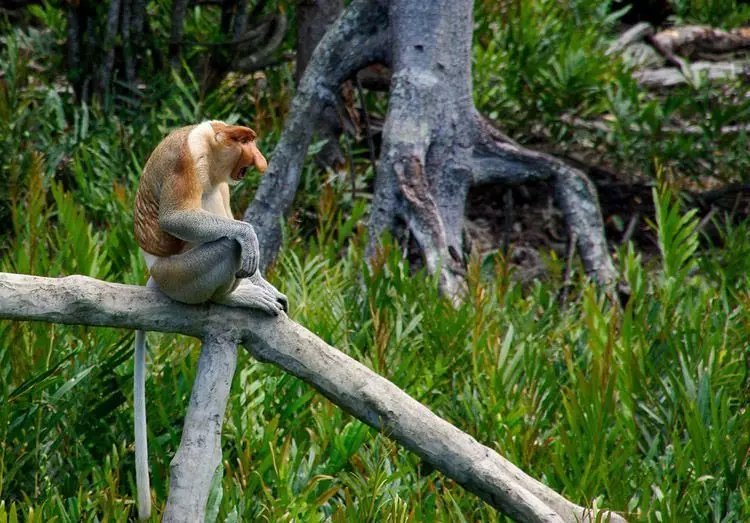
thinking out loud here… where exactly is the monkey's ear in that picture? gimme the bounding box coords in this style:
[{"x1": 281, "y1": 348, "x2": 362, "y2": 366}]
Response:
[
  {"x1": 213, "y1": 131, "x2": 232, "y2": 147},
  {"x1": 210, "y1": 121, "x2": 231, "y2": 145}
]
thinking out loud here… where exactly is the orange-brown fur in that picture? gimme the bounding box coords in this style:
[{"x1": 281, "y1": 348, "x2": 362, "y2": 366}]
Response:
[{"x1": 134, "y1": 122, "x2": 266, "y2": 257}]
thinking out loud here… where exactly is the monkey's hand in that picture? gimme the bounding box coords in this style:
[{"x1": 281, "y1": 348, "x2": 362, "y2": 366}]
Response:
[
  {"x1": 233, "y1": 222, "x2": 260, "y2": 279},
  {"x1": 217, "y1": 279, "x2": 284, "y2": 316},
  {"x1": 250, "y1": 272, "x2": 289, "y2": 313}
]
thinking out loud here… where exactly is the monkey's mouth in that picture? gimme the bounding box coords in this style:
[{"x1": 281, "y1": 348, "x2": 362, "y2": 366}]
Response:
[{"x1": 232, "y1": 166, "x2": 249, "y2": 181}]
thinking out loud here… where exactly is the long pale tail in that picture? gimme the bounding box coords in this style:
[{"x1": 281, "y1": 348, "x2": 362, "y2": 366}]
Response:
[{"x1": 134, "y1": 329, "x2": 151, "y2": 520}]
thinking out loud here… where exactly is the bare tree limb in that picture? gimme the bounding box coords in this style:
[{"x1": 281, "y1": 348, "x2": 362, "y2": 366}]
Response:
[
  {"x1": 606, "y1": 22, "x2": 654, "y2": 55},
  {"x1": 652, "y1": 25, "x2": 750, "y2": 59},
  {"x1": 163, "y1": 331, "x2": 238, "y2": 522},
  {"x1": 0, "y1": 272, "x2": 628, "y2": 523},
  {"x1": 65, "y1": 4, "x2": 83, "y2": 100},
  {"x1": 244, "y1": 0, "x2": 391, "y2": 270},
  {"x1": 561, "y1": 114, "x2": 750, "y2": 136},
  {"x1": 634, "y1": 60, "x2": 748, "y2": 87},
  {"x1": 232, "y1": 12, "x2": 288, "y2": 73},
  {"x1": 231, "y1": 0, "x2": 251, "y2": 41},
  {"x1": 98, "y1": 0, "x2": 122, "y2": 96},
  {"x1": 121, "y1": 0, "x2": 137, "y2": 88}
]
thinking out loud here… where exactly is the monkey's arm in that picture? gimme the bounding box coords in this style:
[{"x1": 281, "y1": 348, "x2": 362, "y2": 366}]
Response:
[{"x1": 158, "y1": 181, "x2": 260, "y2": 277}]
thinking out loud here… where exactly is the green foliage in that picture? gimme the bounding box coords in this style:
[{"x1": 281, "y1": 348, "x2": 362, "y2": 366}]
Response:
[
  {"x1": 670, "y1": 0, "x2": 750, "y2": 28},
  {"x1": 473, "y1": 0, "x2": 750, "y2": 182},
  {"x1": 2, "y1": 175, "x2": 749, "y2": 521}
]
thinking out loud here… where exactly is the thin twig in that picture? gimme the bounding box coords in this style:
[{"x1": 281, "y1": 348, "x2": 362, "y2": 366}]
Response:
[
  {"x1": 620, "y1": 212, "x2": 640, "y2": 245},
  {"x1": 696, "y1": 206, "x2": 718, "y2": 233},
  {"x1": 503, "y1": 188, "x2": 513, "y2": 256},
  {"x1": 343, "y1": 131, "x2": 356, "y2": 200}
]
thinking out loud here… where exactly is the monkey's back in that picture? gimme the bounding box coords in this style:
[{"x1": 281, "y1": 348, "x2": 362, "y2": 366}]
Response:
[{"x1": 134, "y1": 126, "x2": 196, "y2": 257}]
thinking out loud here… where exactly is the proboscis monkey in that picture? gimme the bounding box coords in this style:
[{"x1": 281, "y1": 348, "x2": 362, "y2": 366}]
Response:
[{"x1": 132, "y1": 121, "x2": 288, "y2": 520}]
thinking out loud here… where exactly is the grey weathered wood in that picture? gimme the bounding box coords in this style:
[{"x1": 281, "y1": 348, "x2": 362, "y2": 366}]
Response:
[
  {"x1": 163, "y1": 332, "x2": 238, "y2": 522},
  {"x1": 244, "y1": 0, "x2": 389, "y2": 269},
  {"x1": 0, "y1": 272, "x2": 628, "y2": 523},
  {"x1": 634, "y1": 60, "x2": 747, "y2": 87}
]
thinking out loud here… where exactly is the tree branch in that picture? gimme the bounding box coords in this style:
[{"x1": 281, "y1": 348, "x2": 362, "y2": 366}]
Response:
[
  {"x1": 163, "y1": 331, "x2": 238, "y2": 522},
  {"x1": 0, "y1": 272, "x2": 627, "y2": 523},
  {"x1": 169, "y1": 0, "x2": 189, "y2": 68},
  {"x1": 561, "y1": 114, "x2": 750, "y2": 136},
  {"x1": 633, "y1": 60, "x2": 748, "y2": 87},
  {"x1": 98, "y1": 0, "x2": 122, "y2": 96},
  {"x1": 232, "y1": 11, "x2": 288, "y2": 73}
]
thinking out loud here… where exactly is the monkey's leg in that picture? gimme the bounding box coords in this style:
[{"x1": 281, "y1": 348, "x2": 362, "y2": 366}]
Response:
[{"x1": 150, "y1": 239, "x2": 284, "y2": 314}]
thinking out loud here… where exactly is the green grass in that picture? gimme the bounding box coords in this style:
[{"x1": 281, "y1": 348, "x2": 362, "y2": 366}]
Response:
[{"x1": 1, "y1": 1, "x2": 750, "y2": 521}]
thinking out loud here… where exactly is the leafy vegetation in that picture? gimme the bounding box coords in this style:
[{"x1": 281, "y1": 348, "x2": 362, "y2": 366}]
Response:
[
  {"x1": 1, "y1": 1, "x2": 749, "y2": 522},
  {"x1": 473, "y1": 0, "x2": 750, "y2": 181}
]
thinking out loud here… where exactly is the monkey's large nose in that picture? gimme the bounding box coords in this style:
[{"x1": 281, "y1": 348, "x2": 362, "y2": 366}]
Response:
[{"x1": 254, "y1": 149, "x2": 268, "y2": 173}]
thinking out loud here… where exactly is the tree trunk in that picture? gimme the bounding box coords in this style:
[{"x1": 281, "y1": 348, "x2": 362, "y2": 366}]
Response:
[
  {"x1": 163, "y1": 331, "x2": 238, "y2": 522},
  {"x1": 246, "y1": 0, "x2": 618, "y2": 297},
  {"x1": 295, "y1": 0, "x2": 347, "y2": 169},
  {"x1": 365, "y1": 0, "x2": 475, "y2": 298}
]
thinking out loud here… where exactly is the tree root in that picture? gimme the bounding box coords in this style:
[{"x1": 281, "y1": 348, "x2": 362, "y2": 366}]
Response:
[{"x1": 245, "y1": 0, "x2": 619, "y2": 296}]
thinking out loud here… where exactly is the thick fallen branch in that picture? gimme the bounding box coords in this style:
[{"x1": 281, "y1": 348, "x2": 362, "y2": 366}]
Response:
[
  {"x1": 652, "y1": 25, "x2": 750, "y2": 59},
  {"x1": 0, "y1": 272, "x2": 627, "y2": 523},
  {"x1": 560, "y1": 114, "x2": 750, "y2": 136},
  {"x1": 608, "y1": 23, "x2": 750, "y2": 87},
  {"x1": 634, "y1": 60, "x2": 748, "y2": 87}
]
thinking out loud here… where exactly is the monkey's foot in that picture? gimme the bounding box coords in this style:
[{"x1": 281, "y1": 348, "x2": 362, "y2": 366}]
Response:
[
  {"x1": 249, "y1": 272, "x2": 289, "y2": 312},
  {"x1": 217, "y1": 281, "x2": 284, "y2": 316}
]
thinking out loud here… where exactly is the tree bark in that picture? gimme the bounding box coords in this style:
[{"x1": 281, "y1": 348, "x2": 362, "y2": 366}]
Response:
[
  {"x1": 295, "y1": 0, "x2": 347, "y2": 169},
  {"x1": 0, "y1": 272, "x2": 628, "y2": 523},
  {"x1": 169, "y1": 0, "x2": 189, "y2": 69},
  {"x1": 163, "y1": 331, "x2": 238, "y2": 522},
  {"x1": 244, "y1": 0, "x2": 390, "y2": 268},
  {"x1": 98, "y1": 0, "x2": 122, "y2": 97}
]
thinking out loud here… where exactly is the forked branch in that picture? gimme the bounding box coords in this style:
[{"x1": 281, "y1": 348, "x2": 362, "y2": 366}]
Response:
[{"x1": 0, "y1": 272, "x2": 627, "y2": 523}]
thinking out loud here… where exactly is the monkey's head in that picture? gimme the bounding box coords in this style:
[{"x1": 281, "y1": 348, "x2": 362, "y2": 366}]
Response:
[{"x1": 210, "y1": 122, "x2": 268, "y2": 184}]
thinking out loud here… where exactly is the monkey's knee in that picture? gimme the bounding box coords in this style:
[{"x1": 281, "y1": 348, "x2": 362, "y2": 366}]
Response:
[
  {"x1": 149, "y1": 249, "x2": 239, "y2": 305},
  {"x1": 149, "y1": 262, "x2": 213, "y2": 304}
]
